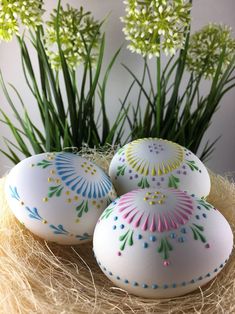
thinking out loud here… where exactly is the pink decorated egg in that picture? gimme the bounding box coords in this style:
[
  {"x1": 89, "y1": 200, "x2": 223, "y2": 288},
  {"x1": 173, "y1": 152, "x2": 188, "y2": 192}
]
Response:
[{"x1": 93, "y1": 188, "x2": 233, "y2": 298}]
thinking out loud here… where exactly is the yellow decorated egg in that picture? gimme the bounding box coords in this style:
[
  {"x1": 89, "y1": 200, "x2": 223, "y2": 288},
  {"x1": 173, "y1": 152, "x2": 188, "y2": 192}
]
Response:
[
  {"x1": 5, "y1": 152, "x2": 116, "y2": 244},
  {"x1": 109, "y1": 138, "x2": 211, "y2": 198}
]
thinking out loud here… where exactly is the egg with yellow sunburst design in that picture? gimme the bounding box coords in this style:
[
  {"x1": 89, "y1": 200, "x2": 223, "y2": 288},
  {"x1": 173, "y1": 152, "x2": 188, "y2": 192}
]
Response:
[
  {"x1": 5, "y1": 152, "x2": 117, "y2": 244},
  {"x1": 109, "y1": 138, "x2": 210, "y2": 198}
]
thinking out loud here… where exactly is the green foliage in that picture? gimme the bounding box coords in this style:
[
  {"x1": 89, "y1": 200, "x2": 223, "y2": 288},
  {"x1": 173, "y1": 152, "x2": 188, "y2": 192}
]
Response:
[
  {"x1": 1, "y1": 0, "x2": 235, "y2": 165},
  {"x1": 187, "y1": 24, "x2": 235, "y2": 79},
  {"x1": 121, "y1": 0, "x2": 235, "y2": 161},
  {"x1": 0, "y1": 1, "x2": 127, "y2": 164}
]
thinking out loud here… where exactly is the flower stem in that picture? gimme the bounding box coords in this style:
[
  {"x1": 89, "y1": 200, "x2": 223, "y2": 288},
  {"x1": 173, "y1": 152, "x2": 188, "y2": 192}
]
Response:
[{"x1": 156, "y1": 53, "x2": 161, "y2": 136}]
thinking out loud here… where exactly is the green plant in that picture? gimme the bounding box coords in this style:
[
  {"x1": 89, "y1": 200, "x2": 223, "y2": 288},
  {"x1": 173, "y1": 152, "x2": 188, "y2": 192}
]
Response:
[
  {"x1": 0, "y1": 0, "x2": 127, "y2": 164},
  {"x1": 0, "y1": 0, "x2": 44, "y2": 41},
  {"x1": 121, "y1": 0, "x2": 235, "y2": 161}
]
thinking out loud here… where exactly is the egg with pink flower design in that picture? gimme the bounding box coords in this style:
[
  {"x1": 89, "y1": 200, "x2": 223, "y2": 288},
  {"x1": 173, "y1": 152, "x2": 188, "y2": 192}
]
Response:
[{"x1": 93, "y1": 188, "x2": 233, "y2": 298}]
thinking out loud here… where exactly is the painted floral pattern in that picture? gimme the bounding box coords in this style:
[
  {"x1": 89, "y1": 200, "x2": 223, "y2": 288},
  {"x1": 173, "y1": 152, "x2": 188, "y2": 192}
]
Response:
[
  {"x1": 7, "y1": 152, "x2": 115, "y2": 244},
  {"x1": 36, "y1": 152, "x2": 114, "y2": 200},
  {"x1": 54, "y1": 153, "x2": 113, "y2": 199},
  {"x1": 112, "y1": 138, "x2": 205, "y2": 196},
  {"x1": 101, "y1": 188, "x2": 212, "y2": 265},
  {"x1": 35, "y1": 152, "x2": 116, "y2": 220},
  {"x1": 8, "y1": 185, "x2": 92, "y2": 241},
  {"x1": 116, "y1": 189, "x2": 194, "y2": 232},
  {"x1": 125, "y1": 138, "x2": 184, "y2": 177}
]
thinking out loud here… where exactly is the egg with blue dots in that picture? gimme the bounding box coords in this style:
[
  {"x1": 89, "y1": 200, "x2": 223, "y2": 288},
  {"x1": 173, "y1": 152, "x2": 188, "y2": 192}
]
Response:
[
  {"x1": 5, "y1": 152, "x2": 117, "y2": 245},
  {"x1": 109, "y1": 138, "x2": 211, "y2": 198},
  {"x1": 93, "y1": 188, "x2": 233, "y2": 298}
]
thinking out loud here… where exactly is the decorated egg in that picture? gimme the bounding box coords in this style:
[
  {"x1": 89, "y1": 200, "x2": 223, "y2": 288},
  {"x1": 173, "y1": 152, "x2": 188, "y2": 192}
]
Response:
[
  {"x1": 93, "y1": 188, "x2": 233, "y2": 298},
  {"x1": 109, "y1": 138, "x2": 211, "y2": 198},
  {"x1": 5, "y1": 152, "x2": 116, "y2": 244}
]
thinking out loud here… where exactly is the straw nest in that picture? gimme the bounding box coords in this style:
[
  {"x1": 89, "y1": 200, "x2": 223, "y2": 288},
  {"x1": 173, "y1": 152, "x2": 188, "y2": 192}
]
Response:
[{"x1": 0, "y1": 147, "x2": 234, "y2": 314}]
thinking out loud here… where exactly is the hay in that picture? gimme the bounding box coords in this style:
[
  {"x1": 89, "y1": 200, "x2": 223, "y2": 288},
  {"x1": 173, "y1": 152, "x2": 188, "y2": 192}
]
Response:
[{"x1": 0, "y1": 148, "x2": 234, "y2": 314}]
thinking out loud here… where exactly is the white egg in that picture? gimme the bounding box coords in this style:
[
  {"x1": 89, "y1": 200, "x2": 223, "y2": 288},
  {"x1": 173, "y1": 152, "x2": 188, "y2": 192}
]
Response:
[
  {"x1": 93, "y1": 188, "x2": 233, "y2": 298},
  {"x1": 109, "y1": 138, "x2": 211, "y2": 198},
  {"x1": 5, "y1": 152, "x2": 116, "y2": 245}
]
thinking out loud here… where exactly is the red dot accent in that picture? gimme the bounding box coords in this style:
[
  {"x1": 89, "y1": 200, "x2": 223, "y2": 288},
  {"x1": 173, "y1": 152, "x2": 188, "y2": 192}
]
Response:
[
  {"x1": 117, "y1": 251, "x2": 121, "y2": 256},
  {"x1": 163, "y1": 260, "x2": 170, "y2": 267}
]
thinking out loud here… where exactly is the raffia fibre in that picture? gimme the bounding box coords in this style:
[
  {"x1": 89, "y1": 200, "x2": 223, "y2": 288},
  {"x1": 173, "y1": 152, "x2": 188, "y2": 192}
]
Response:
[{"x1": 0, "y1": 147, "x2": 234, "y2": 314}]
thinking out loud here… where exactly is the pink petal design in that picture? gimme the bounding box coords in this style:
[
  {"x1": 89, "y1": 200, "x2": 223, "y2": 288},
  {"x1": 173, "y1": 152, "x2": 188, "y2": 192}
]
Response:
[
  {"x1": 116, "y1": 189, "x2": 195, "y2": 232},
  {"x1": 118, "y1": 200, "x2": 132, "y2": 207},
  {"x1": 127, "y1": 210, "x2": 139, "y2": 224},
  {"x1": 175, "y1": 208, "x2": 189, "y2": 221},
  {"x1": 118, "y1": 204, "x2": 131, "y2": 213},
  {"x1": 167, "y1": 213, "x2": 179, "y2": 229},
  {"x1": 149, "y1": 214, "x2": 156, "y2": 232},
  {"x1": 118, "y1": 194, "x2": 136, "y2": 205},
  {"x1": 178, "y1": 197, "x2": 193, "y2": 203},
  {"x1": 162, "y1": 213, "x2": 171, "y2": 231},
  {"x1": 174, "y1": 190, "x2": 187, "y2": 195},
  {"x1": 142, "y1": 214, "x2": 150, "y2": 231},
  {"x1": 173, "y1": 212, "x2": 186, "y2": 225},
  {"x1": 178, "y1": 203, "x2": 194, "y2": 211},
  {"x1": 134, "y1": 213, "x2": 144, "y2": 228},
  {"x1": 122, "y1": 207, "x2": 136, "y2": 219},
  {"x1": 178, "y1": 205, "x2": 193, "y2": 215},
  {"x1": 158, "y1": 213, "x2": 164, "y2": 232}
]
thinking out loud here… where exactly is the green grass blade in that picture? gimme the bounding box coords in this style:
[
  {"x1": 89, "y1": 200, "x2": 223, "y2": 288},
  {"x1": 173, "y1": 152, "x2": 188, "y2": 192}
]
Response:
[
  {"x1": 56, "y1": 2, "x2": 77, "y2": 144},
  {"x1": 34, "y1": 32, "x2": 66, "y2": 123},
  {"x1": 122, "y1": 63, "x2": 155, "y2": 112},
  {"x1": 0, "y1": 109, "x2": 31, "y2": 156},
  {"x1": 199, "y1": 136, "x2": 221, "y2": 162},
  {"x1": 0, "y1": 147, "x2": 21, "y2": 164},
  {"x1": 85, "y1": 34, "x2": 105, "y2": 107},
  {"x1": 99, "y1": 46, "x2": 122, "y2": 142}
]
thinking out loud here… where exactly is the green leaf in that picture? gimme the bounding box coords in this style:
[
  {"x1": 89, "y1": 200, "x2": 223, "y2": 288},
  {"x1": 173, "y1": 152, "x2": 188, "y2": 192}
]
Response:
[
  {"x1": 0, "y1": 140, "x2": 21, "y2": 164},
  {"x1": 168, "y1": 175, "x2": 180, "y2": 189},
  {"x1": 76, "y1": 200, "x2": 89, "y2": 218},
  {"x1": 122, "y1": 63, "x2": 155, "y2": 112},
  {"x1": 48, "y1": 185, "x2": 64, "y2": 198},
  {"x1": 55, "y1": 3, "x2": 77, "y2": 144},
  {"x1": 99, "y1": 46, "x2": 122, "y2": 142},
  {"x1": 0, "y1": 109, "x2": 31, "y2": 157},
  {"x1": 157, "y1": 238, "x2": 173, "y2": 260}
]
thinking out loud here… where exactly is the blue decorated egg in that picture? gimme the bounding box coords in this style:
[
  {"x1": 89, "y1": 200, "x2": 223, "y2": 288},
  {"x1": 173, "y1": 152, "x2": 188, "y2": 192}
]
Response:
[
  {"x1": 93, "y1": 188, "x2": 233, "y2": 298},
  {"x1": 5, "y1": 152, "x2": 116, "y2": 244},
  {"x1": 109, "y1": 138, "x2": 211, "y2": 198}
]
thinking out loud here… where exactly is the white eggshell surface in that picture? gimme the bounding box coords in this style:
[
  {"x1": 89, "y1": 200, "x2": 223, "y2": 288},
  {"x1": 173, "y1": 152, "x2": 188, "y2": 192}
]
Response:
[
  {"x1": 109, "y1": 138, "x2": 211, "y2": 198},
  {"x1": 5, "y1": 152, "x2": 116, "y2": 244},
  {"x1": 93, "y1": 188, "x2": 233, "y2": 298}
]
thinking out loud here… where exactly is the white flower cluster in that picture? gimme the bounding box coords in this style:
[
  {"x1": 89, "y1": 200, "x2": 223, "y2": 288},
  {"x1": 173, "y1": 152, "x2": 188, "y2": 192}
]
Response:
[
  {"x1": 186, "y1": 24, "x2": 235, "y2": 79},
  {"x1": 121, "y1": 0, "x2": 192, "y2": 58},
  {"x1": 0, "y1": 0, "x2": 44, "y2": 41},
  {"x1": 45, "y1": 5, "x2": 101, "y2": 70}
]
